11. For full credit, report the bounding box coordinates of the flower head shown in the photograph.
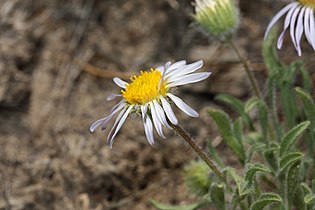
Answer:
[264,0,315,56]
[194,0,240,40]
[90,60,211,148]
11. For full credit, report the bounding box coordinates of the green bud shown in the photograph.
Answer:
[194,0,240,40]
[184,160,213,196]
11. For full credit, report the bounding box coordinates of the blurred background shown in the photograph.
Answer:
[0,0,314,209]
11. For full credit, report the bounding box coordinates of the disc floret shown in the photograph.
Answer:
[122,69,167,105]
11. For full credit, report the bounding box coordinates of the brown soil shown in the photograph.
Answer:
[0,0,314,210]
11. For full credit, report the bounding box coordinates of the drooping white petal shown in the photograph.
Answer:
[160,96,178,125]
[289,6,301,49]
[150,102,166,139]
[90,101,125,132]
[109,99,125,113]
[106,93,121,101]
[167,72,211,87]
[277,3,298,49]
[304,8,312,46]
[107,107,127,143]
[264,2,298,40]
[90,118,108,132]
[141,106,154,145]
[153,100,172,129]
[165,60,203,80]
[109,105,133,148]
[167,93,199,117]
[113,77,128,89]
[295,7,306,56]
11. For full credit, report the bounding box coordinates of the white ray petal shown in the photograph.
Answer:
[150,102,166,139]
[113,77,128,88]
[165,60,203,80]
[310,9,315,50]
[295,7,306,56]
[141,106,154,145]
[159,62,171,90]
[90,101,125,132]
[160,96,178,125]
[167,72,211,87]
[110,99,125,113]
[289,6,301,49]
[304,8,312,46]
[167,93,199,117]
[106,93,121,101]
[107,107,127,143]
[156,66,164,72]
[109,105,133,148]
[153,100,172,129]
[167,60,187,71]
[264,2,298,39]
[277,3,298,49]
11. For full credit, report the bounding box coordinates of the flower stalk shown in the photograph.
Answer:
[169,122,225,181]
[228,40,262,98]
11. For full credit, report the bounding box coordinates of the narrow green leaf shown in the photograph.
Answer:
[279,63,300,128]
[305,194,315,205]
[215,94,254,130]
[295,88,315,129]
[210,183,226,210]
[245,163,272,182]
[150,200,204,210]
[279,121,310,156]
[298,66,313,92]
[287,161,301,199]
[300,183,315,210]
[246,142,266,163]
[226,168,252,197]
[267,72,283,141]
[263,142,280,171]
[250,193,282,210]
[208,109,245,162]
[233,118,243,145]
[279,152,304,173]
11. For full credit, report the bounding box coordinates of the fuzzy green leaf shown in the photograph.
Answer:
[226,168,252,197]
[295,88,315,129]
[245,163,272,182]
[263,142,280,171]
[150,200,204,210]
[287,160,301,199]
[279,121,310,156]
[215,94,253,130]
[246,142,266,163]
[210,183,226,210]
[280,152,304,173]
[250,193,282,210]
[208,109,245,162]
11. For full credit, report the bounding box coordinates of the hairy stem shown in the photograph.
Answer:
[170,122,224,181]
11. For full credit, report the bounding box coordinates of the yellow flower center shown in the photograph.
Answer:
[299,0,315,8]
[122,69,167,105]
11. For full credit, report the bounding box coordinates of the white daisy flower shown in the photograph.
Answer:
[264,0,315,56]
[90,60,211,148]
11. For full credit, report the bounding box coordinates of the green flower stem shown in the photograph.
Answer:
[170,122,225,181]
[228,40,262,99]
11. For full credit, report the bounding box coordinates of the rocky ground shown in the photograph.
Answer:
[0,0,314,209]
